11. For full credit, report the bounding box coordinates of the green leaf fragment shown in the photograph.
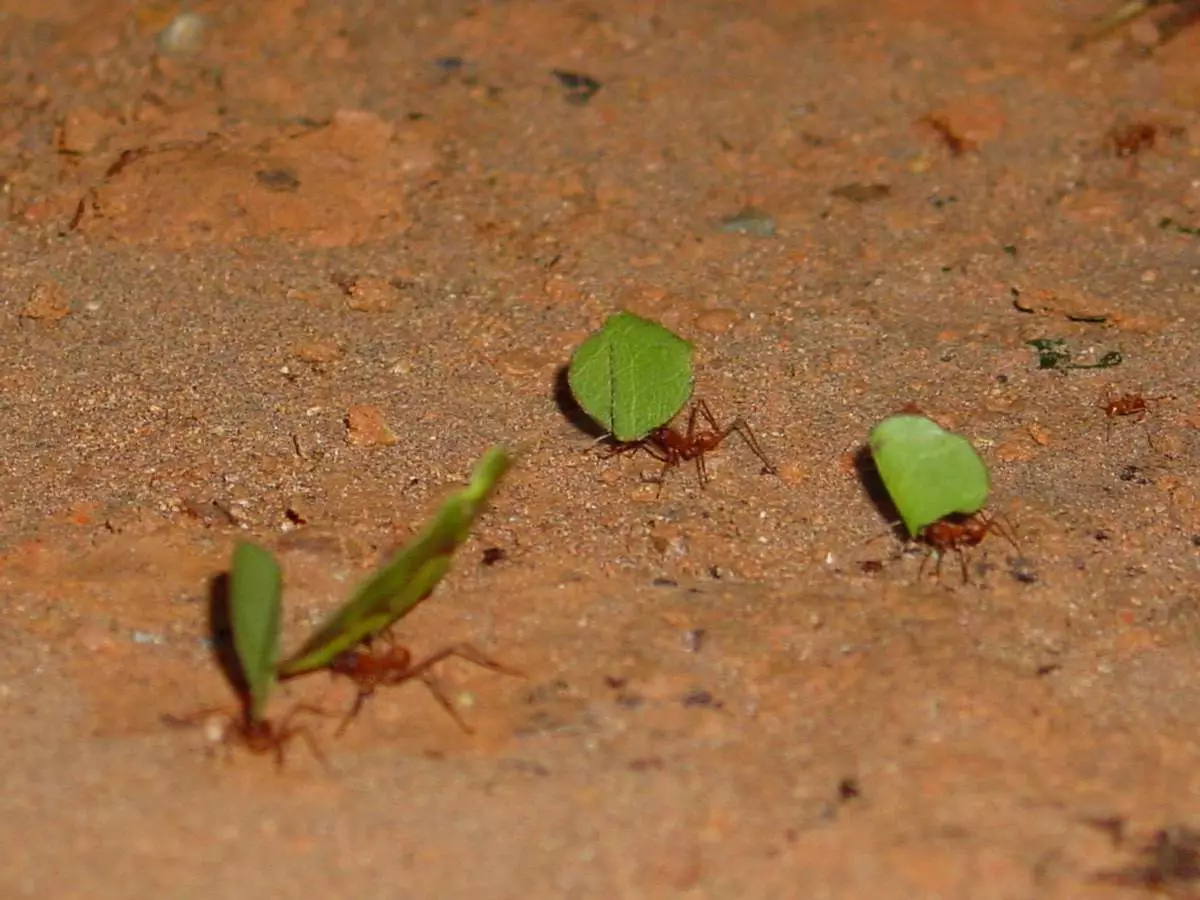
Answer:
[229,541,283,722]
[567,311,694,442]
[1027,338,1122,371]
[718,206,776,237]
[868,414,990,538]
[1159,217,1200,237]
[277,446,512,678]
[1028,338,1071,369]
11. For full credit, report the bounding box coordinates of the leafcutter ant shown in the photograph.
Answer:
[327,634,521,736]
[1099,390,1170,440]
[607,399,778,494]
[917,510,1019,583]
[162,701,332,771]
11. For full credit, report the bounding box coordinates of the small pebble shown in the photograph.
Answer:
[20,281,70,322]
[692,308,739,334]
[345,404,397,446]
[158,13,207,57]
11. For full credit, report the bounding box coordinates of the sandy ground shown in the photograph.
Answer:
[1,1,1199,897]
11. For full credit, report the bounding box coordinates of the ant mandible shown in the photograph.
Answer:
[917,510,1019,583]
[608,399,778,494]
[162,701,332,771]
[328,634,521,736]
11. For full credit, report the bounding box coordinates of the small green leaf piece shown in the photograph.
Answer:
[1027,338,1071,370]
[567,312,694,441]
[229,541,283,722]
[277,446,512,678]
[868,415,990,538]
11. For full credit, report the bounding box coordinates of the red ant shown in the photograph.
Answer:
[917,510,1019,583]
[162,701,332,771]
[607,399,778,494]
[328,635,521,736]
[1099,391,1170,440]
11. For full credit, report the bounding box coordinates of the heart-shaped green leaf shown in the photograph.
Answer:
[229,541,283,722]
[868,414,990,537]
[277,446,512,678]
[567,312,694,442]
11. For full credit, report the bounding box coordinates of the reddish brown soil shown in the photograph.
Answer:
[1,2,1199,897]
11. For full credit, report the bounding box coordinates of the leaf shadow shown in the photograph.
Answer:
[207,571,250,704]
[552,364,607,439]
[853,444,907,541]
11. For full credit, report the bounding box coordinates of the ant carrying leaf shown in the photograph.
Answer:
[277,446,512,678]
[276,447,517,736]
[568,311,694,443]
[164,542,332,770]
[326,633,522,736]
[606,399,777,494]
[866,414,1022,584]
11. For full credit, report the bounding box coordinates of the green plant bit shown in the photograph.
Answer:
[165,540,333,770]
[277,446,511,678]
[607,399,777,494]
[229,542,281,723]
[1159,216,1200,237]
[1027,339,1122,371]
[567,312,694,442]
[327,634,522,736]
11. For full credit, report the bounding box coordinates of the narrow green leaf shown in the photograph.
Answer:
[868,415,990,538]
[277,446,512,677]
[229,541,283,722]
[567,312,694,442]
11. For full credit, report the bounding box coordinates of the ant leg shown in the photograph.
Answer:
[694,398,721,434]
[273,722,332,772]
[398,643,522,731]
[957,549,970,585]
[161,706,229,729]
[724,419,778,475]
[271,703,334,768]
[416,671,476,734]
[334,685,376,737]
[653,457,673,497]
[1157,1,1200,44]
[698,399,776,477]
[400,643,523,681]
[686,401,704,444]
[1072,0,1155,47]
[984,511,1021,554]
